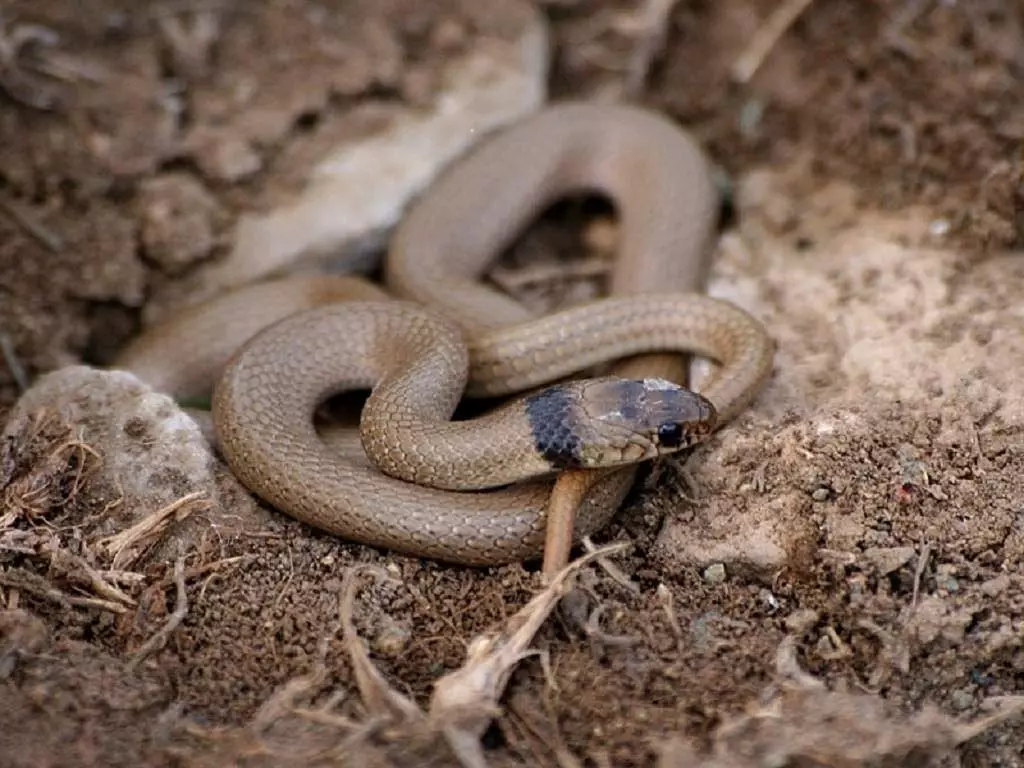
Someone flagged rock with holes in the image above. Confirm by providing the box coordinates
[0,366,268,567]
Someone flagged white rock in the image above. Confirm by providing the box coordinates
[2,366,215,519]
[195,6,550,295]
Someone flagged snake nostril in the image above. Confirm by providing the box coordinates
[657,422,684,448]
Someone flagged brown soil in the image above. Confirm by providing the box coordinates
[2,1,1023,767]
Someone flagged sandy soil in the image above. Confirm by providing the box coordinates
[1,1,1023,766]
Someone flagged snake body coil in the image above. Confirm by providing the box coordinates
[114,102,775,565]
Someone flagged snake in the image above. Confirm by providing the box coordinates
[114,102,774,566]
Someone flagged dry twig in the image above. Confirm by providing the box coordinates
[44,546,136,607]
[580,535,639,594]
[731,0,817,83]
[0,197,63,252]
[621,0,682,96]
[128,556,188,670]
[330,547,627,767]
[339,565,424,725]
[0,333,29,393]
[0,14,62,109]
[489,257,610,293]
[0,567,127,613]
[910,543,931,608]
[98,491,210,570]
[430,544,630,768]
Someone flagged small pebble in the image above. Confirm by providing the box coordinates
[980,574,1009,597]
[950,688,974,711]
[431,19,466,50]
[935,563,959,592]
[860,546,916,576]
[847,573,868,602]
[759,589,780,612]
[703,563,726,584]
[371,622,412,657]
[784,609,821,634]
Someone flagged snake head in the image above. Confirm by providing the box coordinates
[526,376,718,470]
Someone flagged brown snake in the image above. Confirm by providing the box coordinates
[114,102,774,566]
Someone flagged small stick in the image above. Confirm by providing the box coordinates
[45,548,136,607]
[730,0,817,83]
[910,543,931,609]
[0,333,28,392]
[622,0,682,96]
[489,257,610,292]
[0,569,126,613]
[0,197,63,251]
[542,471,602,579]
[128,556,188,670]
[98,490,209,569]
[581,536,639,594]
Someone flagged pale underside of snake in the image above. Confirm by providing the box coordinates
[114,101,775,566]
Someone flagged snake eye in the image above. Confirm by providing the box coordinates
[657,422,684,448]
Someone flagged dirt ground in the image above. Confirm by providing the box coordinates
[2,1,1024,767]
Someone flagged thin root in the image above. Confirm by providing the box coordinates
[128,556,188,670]
[0,196,64,252]
[339,564,424,724]
[0,567,127,613]
[44,546,136,607]
[910,543,931,608]
[581,536,638,594]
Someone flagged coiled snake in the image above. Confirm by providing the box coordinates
[115,102,774,566]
